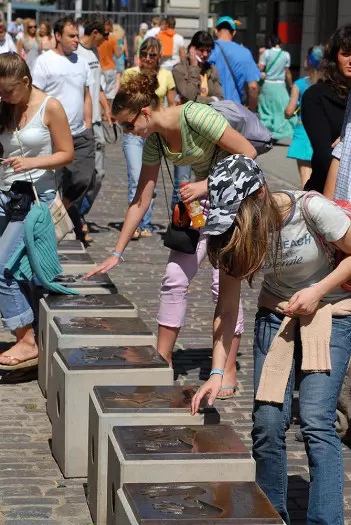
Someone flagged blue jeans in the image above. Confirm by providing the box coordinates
[172,165,192,211]
[123,133,154,232]
[0,190,56,331]
[252,308,351,525]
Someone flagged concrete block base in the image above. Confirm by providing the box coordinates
[87,386,220,525]
[50,349,172,478]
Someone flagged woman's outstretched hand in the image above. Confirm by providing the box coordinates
[84,254,121,279]
[191,375,222,415]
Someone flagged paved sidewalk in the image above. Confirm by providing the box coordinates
[0,141,350,524]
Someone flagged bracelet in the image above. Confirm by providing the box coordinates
[210,369,224,377]
[112,251,124,261]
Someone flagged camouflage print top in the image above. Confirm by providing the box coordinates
[142,101,229,181]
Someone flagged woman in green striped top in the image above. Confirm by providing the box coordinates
[86,70,256,394]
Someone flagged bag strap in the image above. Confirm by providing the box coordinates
[216,42,242,101]
[156,133,174,223]
[15,128,40,206]
[265,48,283,74]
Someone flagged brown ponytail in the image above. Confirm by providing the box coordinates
[112,68,160,115]
[0,53,32,134]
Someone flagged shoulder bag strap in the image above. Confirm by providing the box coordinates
[216,42,242,101]
[156,133,174,222]
[265,48,283,74]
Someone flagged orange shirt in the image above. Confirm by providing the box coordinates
[98,34,117,70]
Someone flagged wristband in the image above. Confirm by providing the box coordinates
[210,369,224,377]
[112,251,124,261]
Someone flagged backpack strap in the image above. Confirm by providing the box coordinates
[215,42,242,102]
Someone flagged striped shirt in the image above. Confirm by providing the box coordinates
[142,102,228,181]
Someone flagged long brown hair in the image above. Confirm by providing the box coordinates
[321,24,351,100]
[207,185,284,286]
[112,69,159,115]
[0,53,32,134]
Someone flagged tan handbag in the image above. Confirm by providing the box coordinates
[15,129,74,243]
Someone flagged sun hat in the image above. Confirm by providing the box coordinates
[203,154,265,236]
[216,16,236,31]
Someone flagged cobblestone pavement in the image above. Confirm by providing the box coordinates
[0,141,350,524]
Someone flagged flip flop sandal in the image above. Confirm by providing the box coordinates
[216,387,236,400]
[0,356,38,371]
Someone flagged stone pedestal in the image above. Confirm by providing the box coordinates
[57,240,85,253]
[49,347,172,478]
[39,316,156,397]
[38,294,138,397]
[88,386,220,525]
[108,424,255,489]
[109,482,284,524]
[58,252,95,273]
[52,273,117,295]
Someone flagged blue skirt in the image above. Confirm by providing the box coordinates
[287,122,313,161]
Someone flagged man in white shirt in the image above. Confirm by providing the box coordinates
[77,18,111,229]
[33,16,95,242]
[0,21,17,53]
[157,16,185,70]
[144,17,161,40]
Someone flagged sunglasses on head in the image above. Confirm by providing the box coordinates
[29,25,37,29]
[140,51,158,59]
[120,109,142,131]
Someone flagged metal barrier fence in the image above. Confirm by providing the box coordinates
[34,10,213,52]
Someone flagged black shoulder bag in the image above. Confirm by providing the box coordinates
[156,134,200,255]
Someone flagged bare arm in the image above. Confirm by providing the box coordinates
[324,157,340,199]
[85,163,160,278]
[123,36,129,60]
[285,67,293,89]
[99,89,111,123]
[17,39,23,55]
[84,87,93,129]
[4,98,74,172]
[191,271,241,413]
[179,46,186,62]
[285,84,299,119]
[217,126,257,159]
[166,88,176,107]
[247,81,259,112]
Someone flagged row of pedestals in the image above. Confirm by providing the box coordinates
[38,239,284,524]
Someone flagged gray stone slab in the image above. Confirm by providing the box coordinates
[38,295,138,397]
[109,482,284,524]
[58,253,95,274]
[108,424,255,489]
[53,273,117,294]
[57,239,85,253]
[49,349,172,478]
[39,316,156,397]
[88,386,220,525]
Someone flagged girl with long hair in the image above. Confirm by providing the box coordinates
[121,37,175,238]
[0,53,73,370]
[285,46,323,187]
[38,20,55,53]
[85,69,256,398]
[302,24,351,193]
[17,18,41,72]
[191,154,351,524]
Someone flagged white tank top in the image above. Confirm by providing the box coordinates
[0,95,56,193]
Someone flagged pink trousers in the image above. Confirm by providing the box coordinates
[157,208,244,335]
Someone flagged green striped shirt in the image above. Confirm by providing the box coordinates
[142,102,228,181]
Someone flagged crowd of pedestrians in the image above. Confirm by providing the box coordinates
[1,10,351,524]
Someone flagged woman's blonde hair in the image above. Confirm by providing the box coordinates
[112,69,160,115]
[112,23,125,41]
[0,53,32,134]
[207,185,283,285]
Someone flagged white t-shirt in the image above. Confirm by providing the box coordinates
[32,49,93,136]
[144,27,161,40]
[0,33,17,54]
[161,33,184,69]
[77,43,101,123]
[261,191,351,302]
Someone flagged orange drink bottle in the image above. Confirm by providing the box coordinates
[180,183,206,228]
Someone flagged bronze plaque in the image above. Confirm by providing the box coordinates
[58,253,93,264]
[57,346,168,370]
[53,273,115,287]
[94,385,220,423]
[58,240,83,251]
[54,316,153,336]
[122,482,284,523]
[45,293,134,310]
[113,425,249,460]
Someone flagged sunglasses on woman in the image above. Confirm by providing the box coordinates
[120,109,142,131]
[140,51,158,59]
